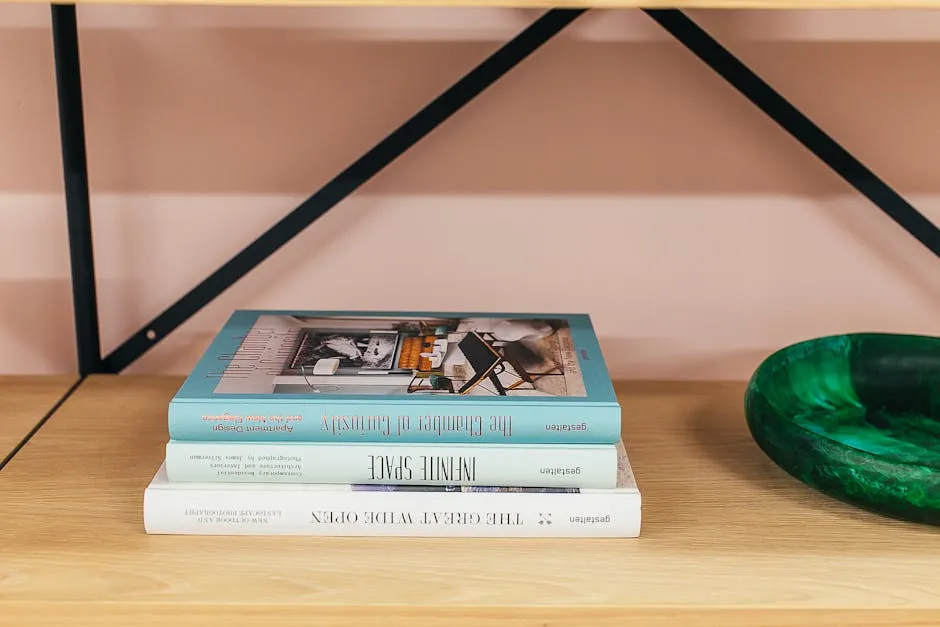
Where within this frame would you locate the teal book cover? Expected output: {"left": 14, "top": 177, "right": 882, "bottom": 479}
{"left": 168, "top": 310, "right": 621, "bottom": 443}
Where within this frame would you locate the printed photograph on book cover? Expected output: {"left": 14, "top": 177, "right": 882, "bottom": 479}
{"left": 212, "top": 314, "right": 587, "bottom": 397}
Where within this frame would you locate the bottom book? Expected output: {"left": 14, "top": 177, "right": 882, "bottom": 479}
{"left": 143, "top": 442, "right": 642, "bottom": 537}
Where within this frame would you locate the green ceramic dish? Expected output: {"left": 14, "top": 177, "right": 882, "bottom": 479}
{"left": 744, "top": 333, "right": 940, "bottom": 525}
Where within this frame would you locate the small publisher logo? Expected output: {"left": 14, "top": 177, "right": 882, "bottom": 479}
{"left": 538, "top": 513, "right": 552, "bottom": 525}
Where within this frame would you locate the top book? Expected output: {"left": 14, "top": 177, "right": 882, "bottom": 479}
{"left": 169, "top": 310, "right": 621, "bottom": 444}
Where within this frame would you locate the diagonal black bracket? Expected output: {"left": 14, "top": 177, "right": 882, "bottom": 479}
{"left": 100, "top": 8, "right": 585, "bottom": 374}
{"left": 51, "top": 4, "right": 103, "bottom": 376}
{"left": 53, "top": 7, "right": 934, "bottom": 375}
{"left": 645, "top": 9, "right": 940, "bottom": 260}
{"left": 0, "top": 376, "right": 87, "bottom": 472}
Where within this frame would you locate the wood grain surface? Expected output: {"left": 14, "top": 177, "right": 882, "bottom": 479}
{"left": 0, "top": 375, "right": 76, "bottom": 464}
{"left": 1, "top": 375, "right": 939, "bottom": 626}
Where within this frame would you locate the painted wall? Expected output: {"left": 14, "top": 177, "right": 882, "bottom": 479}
{"left": 3, "top": 4, "right": 940, "bottom": 379}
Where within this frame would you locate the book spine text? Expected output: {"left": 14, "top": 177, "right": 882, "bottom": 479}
{"left": 167, "top": 401, "right": 621, "bottom": 444}
{"left": 164, "top": 441, "right": 619, "bottom": 488}
{"left": 143, "top": 487, "right": 641, "bottom": 537}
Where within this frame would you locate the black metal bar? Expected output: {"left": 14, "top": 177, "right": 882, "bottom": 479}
{"left": 0, "top": 376, "right": 86, "bottom": 472}
{"left": 101, "top": 8, "right": 585, "bottom": 374}
{"left": 51, "top": 4, "right": 103, "bottom": 376}
{"left": 645, "top": 9, "right": 940, "bottom": 261}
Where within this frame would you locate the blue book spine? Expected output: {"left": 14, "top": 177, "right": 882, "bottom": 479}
{"left": 167, "top": 399, "right": 621, "bottom": 444}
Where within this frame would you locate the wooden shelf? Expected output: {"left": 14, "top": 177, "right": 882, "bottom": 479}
{"left": 2, "top": 375, "right": 940, "bottom": 626}
{"left": 12, "top": 0, "right": 940, "bottom": 8}
{"left": 0, "top": 376, "right": 75, "bottom": 462}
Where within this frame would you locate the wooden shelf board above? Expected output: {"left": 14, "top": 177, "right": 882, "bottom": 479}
{"left": 10, "top": 0, "right": 940, "bottom": 9}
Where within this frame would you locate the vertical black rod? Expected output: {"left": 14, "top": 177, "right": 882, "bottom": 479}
{"left": 645, "top": 9, "right": 940, "bottom": 261}
{"left": 51, "top": 4, "right": 102, "bottom": 375}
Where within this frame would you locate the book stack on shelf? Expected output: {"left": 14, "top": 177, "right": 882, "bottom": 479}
{"left": 143, "top": 310, "right": 641, "bottom": 537}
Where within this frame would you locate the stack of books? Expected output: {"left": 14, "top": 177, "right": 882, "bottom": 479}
{"left": 143, "top": 310, "right": 641, "bottom": 537}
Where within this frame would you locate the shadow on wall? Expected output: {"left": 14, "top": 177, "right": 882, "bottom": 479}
{"left": 0, "top": 280, "right": 77, "bottom": 373}
{"left": 2, "top": 29, "right": 940, "bottom": 196}
{"left": 822, "top": 195, "right": 940, "bottom": 310}
{"left": 600, "top": 338, "right": 774, "bottom": 382}
{"left": 2, "top": 11, "right": 940, "bottom": 377}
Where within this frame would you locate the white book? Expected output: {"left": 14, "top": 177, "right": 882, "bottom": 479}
{"left": 144, "top": 442, "right": 641, "bottom": 537}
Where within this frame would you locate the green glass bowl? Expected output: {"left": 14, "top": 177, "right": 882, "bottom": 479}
{"left": 744, "top": 333, "right": 940, "bottom": 525}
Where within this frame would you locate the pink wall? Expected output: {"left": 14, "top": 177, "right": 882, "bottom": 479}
{"left": 3, "top": 5, "right": 940, "bottom": 379}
